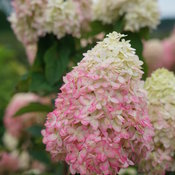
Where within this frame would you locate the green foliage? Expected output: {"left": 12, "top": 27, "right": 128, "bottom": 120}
{"left": 0, "top": 46, "right": 25, "bottom": 108}
{"left": 27, "top": 125, "right": 43, "bottom": 138}
{"left": 29, "top": 149, "right": 50, "bottom": 165}
{"left": 0, "top": 46, "right": 26, "bottom": 141}
{"left": 113, "top": 17, "right": 125, "bottom": 33}
{"left": 16, "top": 35, "right": 75, "bottom": 95}
{"left": 0, "top": 46, "right": 25, "bottom": 105}
{"left": 44, "top": 39, "right": 72, "bottom": 85}
{"left": 14, "top": 102, "right": 52, "bottom": 117}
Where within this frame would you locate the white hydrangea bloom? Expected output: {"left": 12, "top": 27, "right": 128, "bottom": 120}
{"left": 92, "top": 0, "right": 160, "bottom": 32}
{"left": 92, "top": 0, "right": 127, "bottom": 24}
{"left": 45, "top": 0, "right": 92, "bottom": 39}
{"left": 45, "top": 0, "right": 80, "bottom": 38}
{"left": 120, "top": 0, "right": 160, "bottom": 31}
{"left": 9, "top": 0, "right": 92, "bottom": 45}
{"left": 9, "top": 0, "right": 47, "bottom": 45}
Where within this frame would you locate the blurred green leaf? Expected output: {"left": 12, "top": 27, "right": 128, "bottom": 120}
{"left": 113, "top": 17, "right": 124, "bottom": 33}
{"left": 139, "top": 27, "right": 150, "bottom": 40}
{"left": 27, "top": 125, "right": 43, "bottom": 137}
{"left": 53, "top": 163, "right": 65, "bottom": 175}
{"left": 29, "top": 35, "right": 58, "bottom": 94}
{"left": 44, "top": 43, "right": 70, "bottom": 85}
{"left": 28, "top": 35, "right": 75, "bottom": 95}
{"left": 32, "top": 35, "right": 56, "bottom": 73}
{"left": 14, "top": 102, "right": 52, "bottom": 117}
{"left": 29, "top": 72, "right": 55, "bottom": 94}
{"left": 15, "top": 73, "right": 31, "bottom": 93}
{"left": 29, "top": 149, "right": 50, "bottom": 164}
{"left": 44, "top": 35, "right": 74, "bottom": 85}
{"left": 0, "top": 46, "right": 26, "bottom": 140}
{"left": 0, "top": 46, "right": 26, "bottom": 107}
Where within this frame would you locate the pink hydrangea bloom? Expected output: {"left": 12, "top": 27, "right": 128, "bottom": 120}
{"left": 0, "top": 152, "right": 19, "bottom": 174}
{"left": 143, "top": 29, "right": 175, "bottom": 75}
{"left": 42, "top": 32, "right": 153, "bottom": 175}
{"left": 4, "top": 93, "right": 50, "bottom": 138}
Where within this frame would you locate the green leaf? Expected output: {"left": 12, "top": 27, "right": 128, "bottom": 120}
{"left": 44, "top": 36, "right": 74, "bottom": 85}
{"left": 139, "top": 27, "right": 150, "bottom": 40}
{"left": 27, "top": 125, "right": 43, "bottom": 137}
{"left": 53, "top": 163, "right": 65, "bottom": 175}
{"left": 32, "top": 35, "right": 56, "bottom": 73}
{"left": 44, "top": 43, "right": 69, "bottom": 85}
{"left": 14, "top": 102, "right": 52, "bottom": 117}
{"left": 113, "top": 17, "right": 124, "bottom": 33}
{"left": 15, "top": 73, "right": 31, "bottom": 93}
{"left": 29, "top": 149, "right": 50, "bottom": 164}
{"left": 29, "top": 72, "right": 55, "bottom": 94}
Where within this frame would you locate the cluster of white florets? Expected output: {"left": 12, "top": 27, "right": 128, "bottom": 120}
{"left": 93, "top": 0, "right": 160, "bottom": 32}
{"left": 9, "top": 0, "right": 92, "bottom": 45}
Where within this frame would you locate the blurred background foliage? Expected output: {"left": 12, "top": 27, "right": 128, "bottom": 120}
{"left": 0, "top": 10, "right": 27, "bottom": 143}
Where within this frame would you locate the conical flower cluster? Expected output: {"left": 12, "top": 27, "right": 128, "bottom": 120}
{"left": 42, "top": 32, "right": 153, "bottom": 175}
{"left": 139, "top": 68, "right": 175, "bottom": 174}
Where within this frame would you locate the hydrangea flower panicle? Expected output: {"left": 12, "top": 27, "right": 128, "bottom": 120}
{"left": 42, "top": 32, "right": 153, "bottom": 175}
{"left": 139, "top": 68, "right": 175, "bottom": 174}
{"left": 93, "top": 0, "right": 160, "bottom": 32}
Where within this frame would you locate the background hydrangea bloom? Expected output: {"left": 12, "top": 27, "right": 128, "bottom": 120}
{"left": 45, "top": 0, "right": 92, "bottom": 39}
{"left": 143, "top": 29, "right": 175, "bottom": 75}
{"left": 92, "top": 0, "right": 127, "bottom": 24}
{"left": 143, "top": 39, "right": 164, "bottom": 75}
{"left": 9, "top": 0, "right": 47, "bottom": 46}
{"left": 9, "top": 0, "right": 92, "bottom": 46}
{"left": 0, "top": 150, "right": 45, "bottom": 174}
{"left": 2, "top": 132, "right": 18, "bottom": 151}
{"left": 92, "top": 0, "right": 160, "bottom": 32}
{"left": 0, "top": 152, "right": 19, "bottom": 174}
{"left": 4, "top": 93, "right": 50, "bottom": 138}
{"left": 42, "top": 32, "right": 153, "bottom": 175}
{"left": 139, "top": 68, "right": 175, "bottom": 174}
